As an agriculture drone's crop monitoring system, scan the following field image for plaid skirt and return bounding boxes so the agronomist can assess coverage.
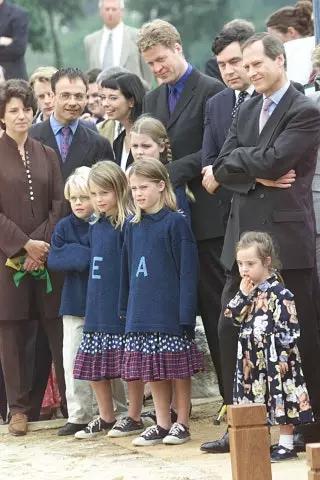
[121,332,204,382]
[74,332,124,381]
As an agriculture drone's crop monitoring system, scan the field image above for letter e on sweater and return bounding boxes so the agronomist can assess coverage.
[92,256,103,279]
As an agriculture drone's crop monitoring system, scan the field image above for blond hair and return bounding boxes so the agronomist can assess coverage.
[128,157,177,223]
[64,166,91,201]
[29,66,58,89]
[137,19,182,54]
[131,116,173,163]
[88,161,132,229]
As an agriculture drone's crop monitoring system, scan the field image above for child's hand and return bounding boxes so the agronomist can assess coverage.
[240,276,256,296]
[279,361,288,377]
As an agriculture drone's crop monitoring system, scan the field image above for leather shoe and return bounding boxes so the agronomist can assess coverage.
[57,422,88,436]
[200,431,230,453]
[8,413,28,436]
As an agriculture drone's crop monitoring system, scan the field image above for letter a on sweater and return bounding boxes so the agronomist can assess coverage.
[136,256,148,277]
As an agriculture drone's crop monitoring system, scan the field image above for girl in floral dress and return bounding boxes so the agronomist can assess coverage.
[225,231,313,462]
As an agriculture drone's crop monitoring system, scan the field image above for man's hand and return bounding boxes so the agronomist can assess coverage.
[256,170,296,189]
[0,37,13,46]
[202,166,220,194]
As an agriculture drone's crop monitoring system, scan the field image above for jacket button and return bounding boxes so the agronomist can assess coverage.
[259,194,265,199]
[261,219,266,225]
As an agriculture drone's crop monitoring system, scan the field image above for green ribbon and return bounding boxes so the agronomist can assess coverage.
[13,268,52,294]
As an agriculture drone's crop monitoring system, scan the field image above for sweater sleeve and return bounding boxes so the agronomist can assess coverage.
[171,216,199,327]
[273,288,300,359]
[224,290,253,326]
[47,221,91,272]
[118,224,130,317]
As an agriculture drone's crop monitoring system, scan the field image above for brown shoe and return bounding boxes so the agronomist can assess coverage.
[8,413,28,436]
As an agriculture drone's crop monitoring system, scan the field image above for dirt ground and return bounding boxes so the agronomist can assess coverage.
[0,398,311,480]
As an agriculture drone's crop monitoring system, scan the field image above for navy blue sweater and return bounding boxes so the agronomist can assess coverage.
[85,216,125,334]
[119,207,199,336]
[47,214,91,317]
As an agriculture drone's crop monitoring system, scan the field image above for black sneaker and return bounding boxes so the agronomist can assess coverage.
[163,422,190,445]
[271,445,298,462]
[107,416,144,437]
[57,422,88,436]
[141,408,178,426]
[74,417,116,439]
[132,425,170,446]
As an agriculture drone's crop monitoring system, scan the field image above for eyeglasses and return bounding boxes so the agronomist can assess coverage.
[59,93,86,102]
[69,195,90,203]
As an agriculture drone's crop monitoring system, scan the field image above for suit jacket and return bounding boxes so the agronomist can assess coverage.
[113,130,133,170]
[143,68,225,240]
[84,24,153,87]
[214,84,320,271]
[0,134,65,321]
[0,0,29,80]
[29,119,114,181]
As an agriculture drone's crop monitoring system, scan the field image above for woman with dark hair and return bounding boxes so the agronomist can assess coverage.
[266,1,315,85]
[0,79,65,436]
[99,73,146,171]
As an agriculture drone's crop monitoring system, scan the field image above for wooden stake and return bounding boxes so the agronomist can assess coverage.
[307,443,320,479]
[228,404,272,480]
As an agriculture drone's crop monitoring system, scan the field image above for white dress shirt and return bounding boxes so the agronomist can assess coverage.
[234,84,255,102]
[99,22,124,69]
[285,36,315,85]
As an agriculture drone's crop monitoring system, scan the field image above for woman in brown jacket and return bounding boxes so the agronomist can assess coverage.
[0,79,65,436]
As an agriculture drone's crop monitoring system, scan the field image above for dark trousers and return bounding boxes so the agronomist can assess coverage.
[218,267,320,421]
[0,316,65,419]
[198,237,226,398]
[0,362,7,421]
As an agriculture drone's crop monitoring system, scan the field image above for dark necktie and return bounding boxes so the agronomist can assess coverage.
[168,85,179,114]
[60,126,72,162]
[231,91,248,118]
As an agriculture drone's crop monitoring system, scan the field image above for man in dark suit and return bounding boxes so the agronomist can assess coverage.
[29,67,114,182]
[137,19,226,397]
[201,22,298,454]
[0,0,29,80]
[29,67,114,434]
[205,32,320,456]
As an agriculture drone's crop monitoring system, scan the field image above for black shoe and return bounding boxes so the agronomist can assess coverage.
[271,432,306,453]
[141,408,178,426]
[57,422,88,436]
[271,445,298,463]
[200,431,230,453]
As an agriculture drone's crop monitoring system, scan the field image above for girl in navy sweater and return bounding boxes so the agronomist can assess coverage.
[130,115,192,226]
[117,158,204,446]
[74,161,145,440]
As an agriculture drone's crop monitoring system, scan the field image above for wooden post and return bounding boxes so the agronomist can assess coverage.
[228,404,272,480]
[307,443,320,479]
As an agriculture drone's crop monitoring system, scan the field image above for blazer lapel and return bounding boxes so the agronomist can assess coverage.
[120,26,130,67]
[155,85,170,127]
[167,70,198,129]
[39,120,61,160]
[258,85,296,145]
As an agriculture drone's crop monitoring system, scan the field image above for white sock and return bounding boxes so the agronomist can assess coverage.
[279,434,294,450]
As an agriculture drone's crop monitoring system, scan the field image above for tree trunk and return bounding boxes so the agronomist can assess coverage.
[47,9,63,68]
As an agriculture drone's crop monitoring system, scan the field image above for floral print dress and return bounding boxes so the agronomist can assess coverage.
[224,275,313,425]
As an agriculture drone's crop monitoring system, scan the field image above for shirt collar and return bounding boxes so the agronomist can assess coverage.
[103,21,123,35]
[168,63,193,95]
[264,80,290,105]
[234,84,255,101]
[50,113,79,135]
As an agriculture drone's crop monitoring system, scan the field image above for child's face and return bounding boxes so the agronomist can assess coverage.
[237,245,271,285]
[69,187,93,220]
[130,132,165,162]
[89,181,118,216]
[129,174,165,214]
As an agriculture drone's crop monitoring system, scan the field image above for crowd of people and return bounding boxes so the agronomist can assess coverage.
[1,0,320,465]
